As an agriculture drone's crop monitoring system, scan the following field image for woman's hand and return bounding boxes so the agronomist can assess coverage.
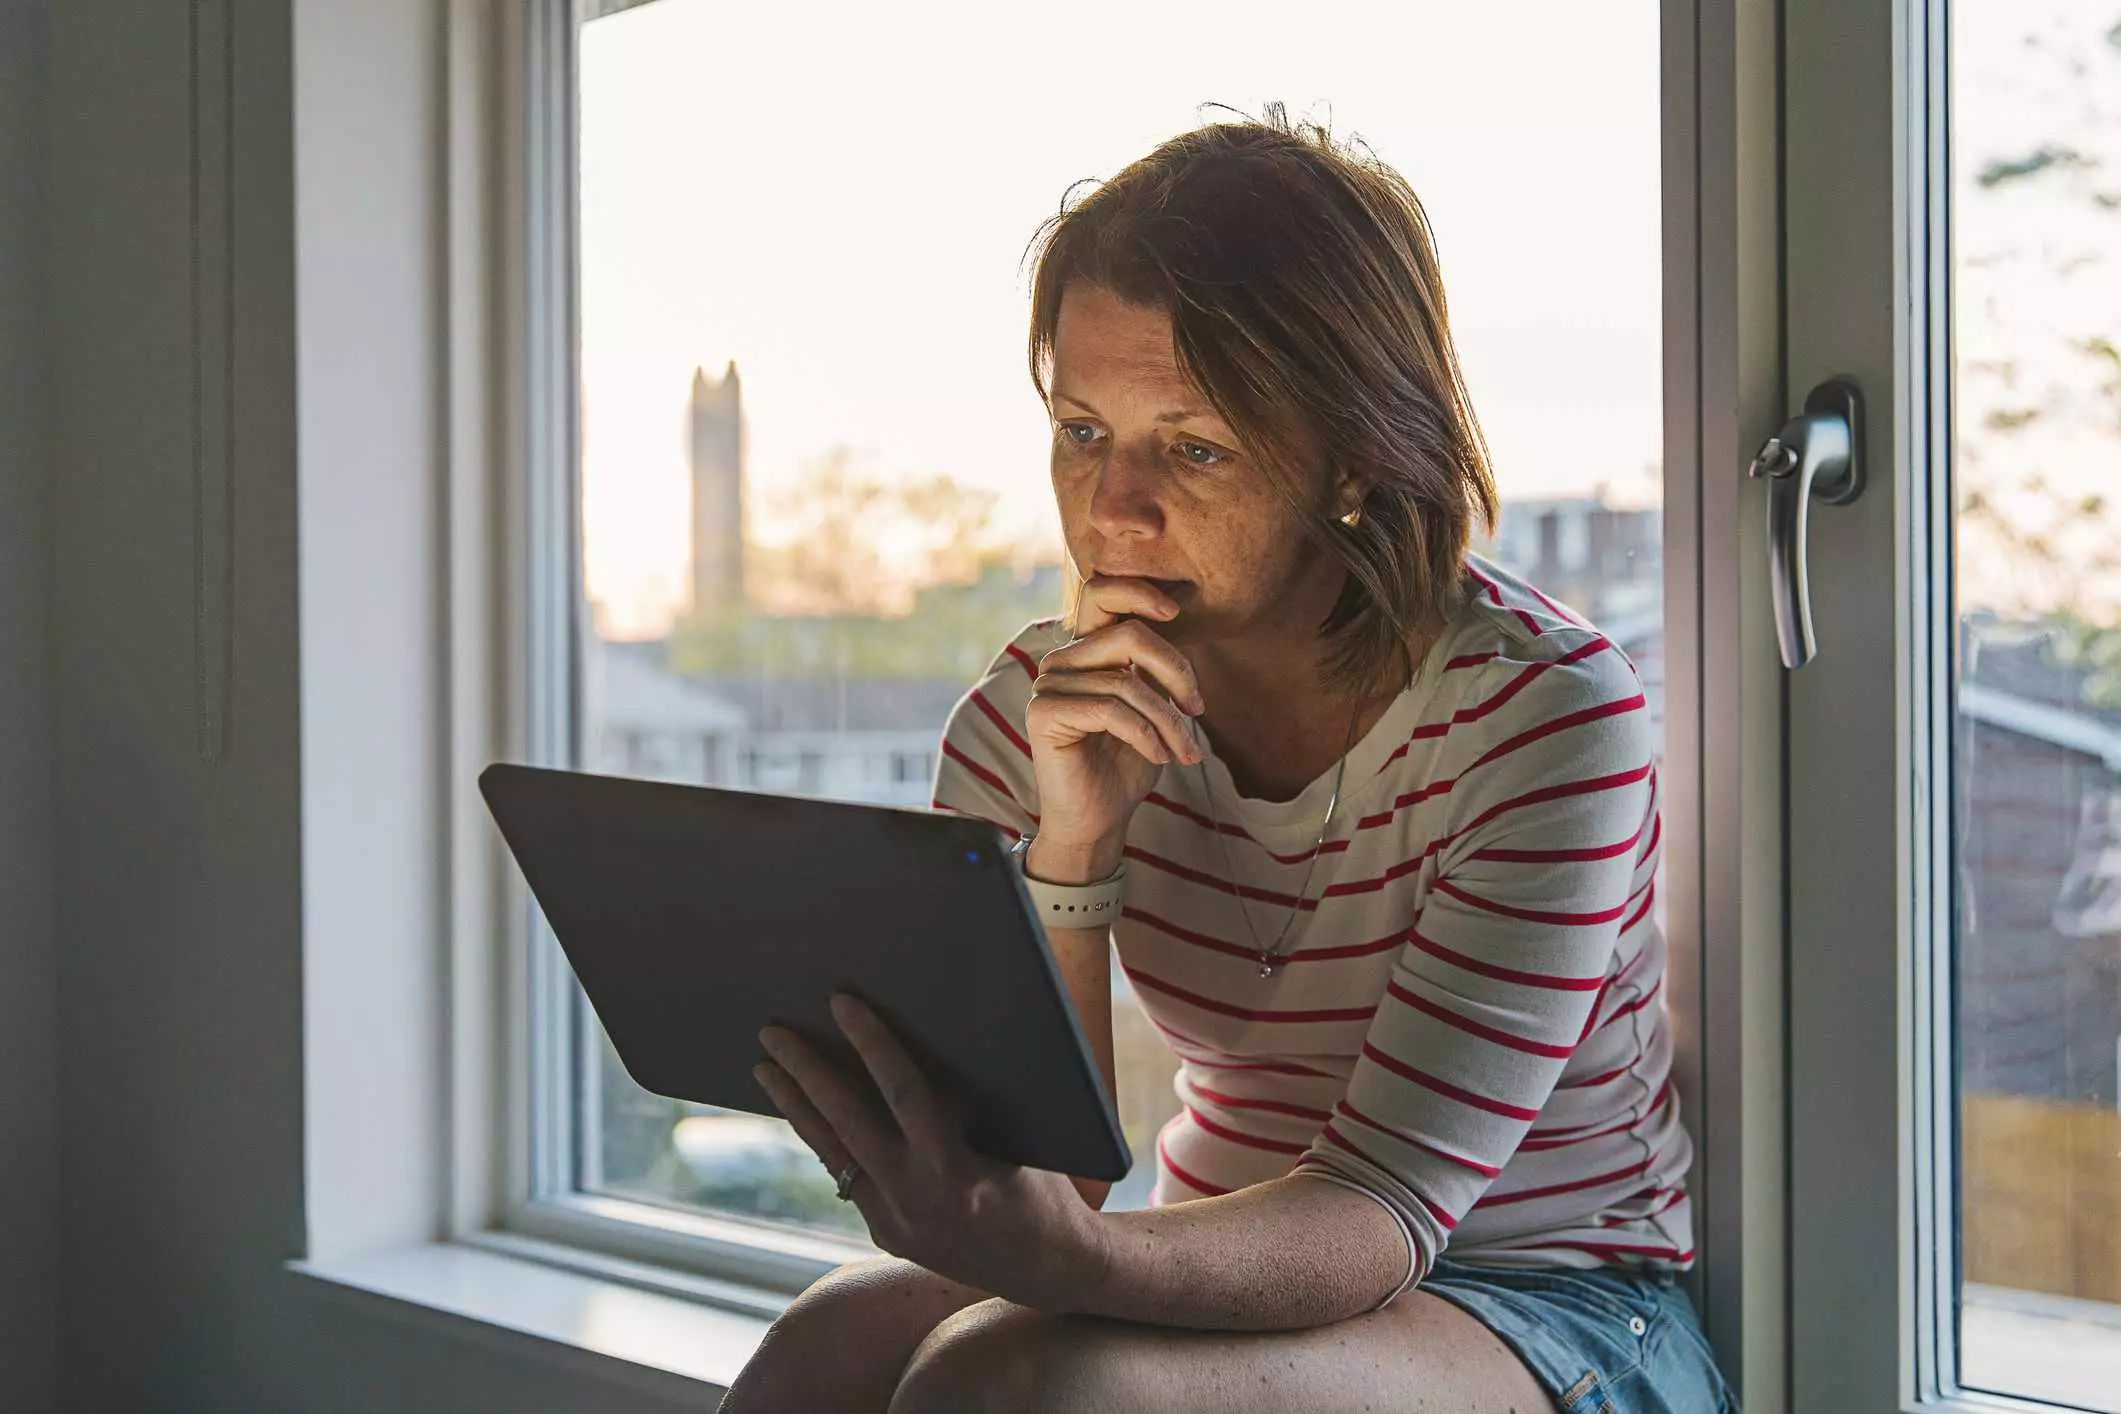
[1025,575,1207,881]
[753,994,1111,1313]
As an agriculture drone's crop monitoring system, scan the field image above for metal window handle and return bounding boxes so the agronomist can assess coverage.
[1748,376,1864,669]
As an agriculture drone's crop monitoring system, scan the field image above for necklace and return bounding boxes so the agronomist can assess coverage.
[1196,702,1364,979]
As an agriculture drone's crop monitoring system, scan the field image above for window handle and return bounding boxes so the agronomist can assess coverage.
[1748,376,1865,669]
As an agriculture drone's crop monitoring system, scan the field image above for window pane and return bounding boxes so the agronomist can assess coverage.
[1952,1,2121,1403]
[571,0,1660,1236]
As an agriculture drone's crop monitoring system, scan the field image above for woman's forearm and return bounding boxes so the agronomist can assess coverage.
[1060,1174,1411,1331]
[1026,836,1126,1211]
[1037,912,1116,1210]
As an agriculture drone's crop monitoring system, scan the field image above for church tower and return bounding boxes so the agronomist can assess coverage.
[689,361,746,616]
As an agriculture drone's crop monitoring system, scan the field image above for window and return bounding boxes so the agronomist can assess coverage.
[1948,1,2121,1402]
[522,0,1666,1286]
[1781,0,2121,1406]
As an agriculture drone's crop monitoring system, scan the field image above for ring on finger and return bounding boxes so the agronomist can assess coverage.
[833,1160,863,1201]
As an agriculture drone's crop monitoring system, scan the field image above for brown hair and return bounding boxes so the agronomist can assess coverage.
[1024,103,1499,696]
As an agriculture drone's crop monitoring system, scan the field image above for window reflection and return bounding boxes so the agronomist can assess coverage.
[1950,0,2121,1402]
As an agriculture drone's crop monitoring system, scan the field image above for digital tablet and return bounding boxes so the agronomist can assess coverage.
[478,762,1132,1182]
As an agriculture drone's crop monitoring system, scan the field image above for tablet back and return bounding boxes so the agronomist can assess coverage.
[479,762,1132,1182]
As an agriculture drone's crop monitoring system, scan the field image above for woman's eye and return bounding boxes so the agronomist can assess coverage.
[1175,440,1228,467]
[1057,422,1101,449]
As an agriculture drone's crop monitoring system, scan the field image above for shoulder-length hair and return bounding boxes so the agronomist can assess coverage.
[1024,103,1499,696]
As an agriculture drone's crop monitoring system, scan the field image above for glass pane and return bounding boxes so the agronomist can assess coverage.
[572,0,1660,1236]
[1952,1,2121,1403]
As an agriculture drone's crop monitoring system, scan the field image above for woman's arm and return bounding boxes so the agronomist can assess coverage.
[1060,1172,1410,1329]
[757,994,1405,1329]
[1042,913,1116,1210]
[1027,814,1128,1213]
[930,586,1206,1210]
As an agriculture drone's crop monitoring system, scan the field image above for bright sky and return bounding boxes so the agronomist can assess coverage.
[1949,0,2121,619]
[578,0,1664,637]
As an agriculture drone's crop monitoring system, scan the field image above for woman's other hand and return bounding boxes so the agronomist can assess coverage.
[1024,575,1207,881]
[755,995,1111,1313]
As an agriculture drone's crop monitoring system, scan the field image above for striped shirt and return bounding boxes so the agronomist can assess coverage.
[930,556,1694,1290]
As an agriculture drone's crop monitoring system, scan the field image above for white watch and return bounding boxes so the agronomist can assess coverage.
[1009,833,1127,926]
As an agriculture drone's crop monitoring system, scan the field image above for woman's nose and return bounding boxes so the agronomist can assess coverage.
[1087,447,1164,540]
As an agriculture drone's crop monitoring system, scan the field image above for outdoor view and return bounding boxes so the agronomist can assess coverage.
[1949,2,2121,1402]
[567,0,1665,1239]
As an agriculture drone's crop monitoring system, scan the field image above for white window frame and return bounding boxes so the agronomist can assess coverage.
[1661,0,1792,1407]
[1778,0,2106,1409]
[452,5,1793,1404]
[438,0,870,1311]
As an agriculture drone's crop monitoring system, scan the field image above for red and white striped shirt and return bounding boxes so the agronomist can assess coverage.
[931,557,1694,1287]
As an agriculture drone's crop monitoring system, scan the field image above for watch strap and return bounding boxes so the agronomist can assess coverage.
[1010,834,1127,927]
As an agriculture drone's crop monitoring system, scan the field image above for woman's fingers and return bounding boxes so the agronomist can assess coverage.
[828,995,958,1158]
[1039,618,1205,718]
[1070,573,1181,637]
[1033,668,1203,765]
[751,1060,856,1177]
[1026,691,1174,766]
[757,1025,900,1178]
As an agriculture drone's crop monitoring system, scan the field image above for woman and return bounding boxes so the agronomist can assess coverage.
[725,107,1731,1414]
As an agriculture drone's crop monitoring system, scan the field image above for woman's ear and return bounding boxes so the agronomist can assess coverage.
[1334,471,1369,524]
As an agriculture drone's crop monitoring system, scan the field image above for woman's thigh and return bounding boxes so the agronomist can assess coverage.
[887,1290,1561,1414]
[719,1257,989,1414]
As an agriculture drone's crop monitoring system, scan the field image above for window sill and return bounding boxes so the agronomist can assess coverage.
[292,1237,784,1401]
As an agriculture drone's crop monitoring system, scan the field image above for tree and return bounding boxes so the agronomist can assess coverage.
[667,444,1066,681]
[743,446,1018,618]
[1950,11,2121,707]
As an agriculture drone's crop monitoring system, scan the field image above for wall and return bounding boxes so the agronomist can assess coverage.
[40,2,711,1409]
[45,0,309,1403]
[0,0,61,1409]
[292,0,450,1268]
[1964,1093,2121,1303]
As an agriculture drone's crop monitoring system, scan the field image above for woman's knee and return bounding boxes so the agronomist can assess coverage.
[785,1256,932,1321]
[887,1300,1096,1414]
[723,1258,955,1413]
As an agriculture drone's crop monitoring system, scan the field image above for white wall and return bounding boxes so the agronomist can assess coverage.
[38,2,712,1409]
[293,0,451,1268]
[0,0,61,1409]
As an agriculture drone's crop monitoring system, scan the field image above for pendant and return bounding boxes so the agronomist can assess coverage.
[1257,954,1287,979]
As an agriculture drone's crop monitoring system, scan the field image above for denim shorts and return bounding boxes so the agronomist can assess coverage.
[1420,1258,1739,1413]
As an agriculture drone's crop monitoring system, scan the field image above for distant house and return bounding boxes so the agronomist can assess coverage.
[1957,628,2121,1110]
[687,672,966,807]
[581,637,749,783]
[582,637,957,809]
[1484,496,1662,626]
[1484,497,1664,734]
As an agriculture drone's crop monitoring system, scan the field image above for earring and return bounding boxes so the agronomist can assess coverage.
[1339,505,1363,529]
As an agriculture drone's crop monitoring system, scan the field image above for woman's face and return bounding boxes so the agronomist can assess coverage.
[1046,284,1343,645]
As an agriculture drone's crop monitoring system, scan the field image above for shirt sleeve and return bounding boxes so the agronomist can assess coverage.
[1290,641,1658,1298]
[928,622,1055,843]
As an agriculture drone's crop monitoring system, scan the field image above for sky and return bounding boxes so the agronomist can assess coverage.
[577,0,1664,637]
[1948,0,2121,622]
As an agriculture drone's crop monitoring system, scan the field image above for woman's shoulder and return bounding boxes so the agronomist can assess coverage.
[1417,560,1655,764]
[950,617,1071,714]
[938,617,1071,744]
[1451,558,1643,684]
[931,618,1071,830]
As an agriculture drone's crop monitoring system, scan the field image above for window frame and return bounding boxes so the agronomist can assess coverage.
[1779,0,1933,1403]
[1779,0,2115,1408]
[469,0,1769,1370]
[464,0,873,1306]
[1659,0,1795,1405]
